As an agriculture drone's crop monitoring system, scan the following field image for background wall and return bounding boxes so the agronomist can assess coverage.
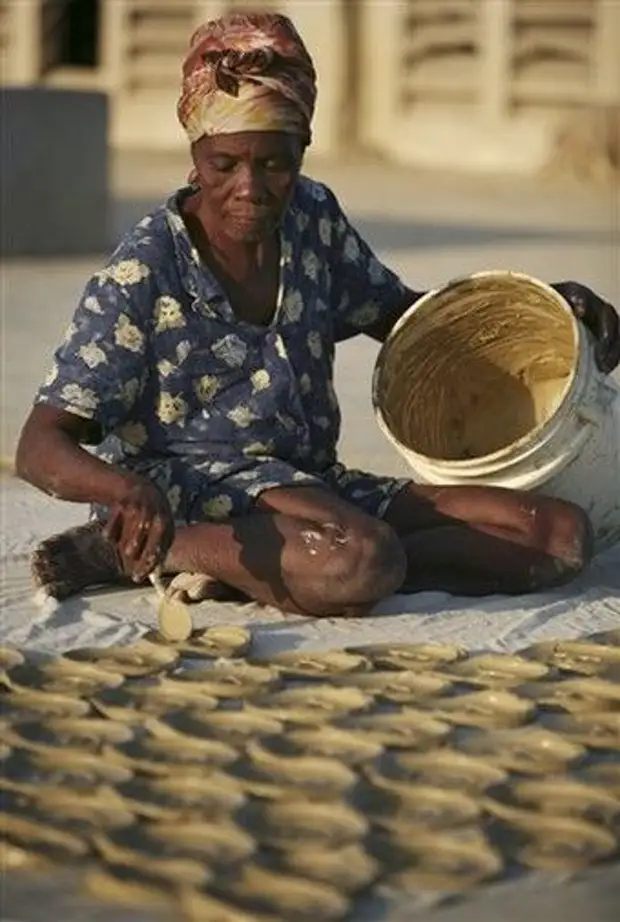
[2,0,619,177]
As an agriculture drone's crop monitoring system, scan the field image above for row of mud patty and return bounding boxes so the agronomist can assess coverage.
[2,628,620,921]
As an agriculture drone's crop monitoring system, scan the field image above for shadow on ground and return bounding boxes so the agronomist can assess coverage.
[112,197,612,255]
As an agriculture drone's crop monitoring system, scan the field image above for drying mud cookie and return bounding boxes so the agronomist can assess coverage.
[346,642,465,671]
[381,828,503,893]
[12,798,132,836]
[84,864,177,910]
[90,689,164,725]
[460,727,585,774]
[243,700,337,727]
[150,771,246,815]
[114,728,238,775]
[180,889,279,922]
[177,709,284,746]
[254,683,371,716]
[226,773,296,802]
[252,798,368,849]
[511,814,617,871]
[522,640,620,676]
[482,793,543,826]
[284,726,383,765]
[1,718,132,760]
[341,709,451,749]
[126,676,220,711]
[519,676,620,713]
[92,681,216,722]
[545,711,620,750]
[0,839,52,871]
[0,645,25,668]
[92,828,211,887]
[364,769,481,830]
[0,811,89,859]
[510,776,620,823]
[580,763,620,796]
[5,660,124,698]
[190,624,252,657]
[242,740,357,797]
[3,663,54,692]
[30,745,133,785]
[253,649,370,678]
[446,653,549,687]
[167,667,277,701]
[428,689,534,729]
[28,783,135,829]
[147,624,252,659]
[0,646,25,686]
[65,640,179,677]
[219,864,349,922]
[180,660,278,687]
[42,656,126,688]
[0,748,122,794]
[392,749,507,793]
[148,819,255,866]
[275,843,378,893]
[44,716,134,747]
[155,594,194,644]
[0,722,56,755]
[2,686,91,719]
[331,669,452,702]
[118,771,245,821]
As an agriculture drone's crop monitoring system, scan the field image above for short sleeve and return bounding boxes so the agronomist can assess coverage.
[322,186,409,342]
[35,258,152,433]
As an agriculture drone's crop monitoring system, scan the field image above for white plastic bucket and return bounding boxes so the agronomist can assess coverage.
[372,270,620,551]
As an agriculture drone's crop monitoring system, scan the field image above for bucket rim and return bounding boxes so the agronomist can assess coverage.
[372,269,584,471]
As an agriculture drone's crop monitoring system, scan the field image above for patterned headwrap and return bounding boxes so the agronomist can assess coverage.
[177,12,317,146]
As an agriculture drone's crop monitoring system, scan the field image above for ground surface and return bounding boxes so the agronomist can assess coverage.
[1,152,619,919]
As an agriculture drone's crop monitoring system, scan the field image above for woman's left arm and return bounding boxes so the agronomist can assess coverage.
[320,185,424,344]
[321,187,620,372]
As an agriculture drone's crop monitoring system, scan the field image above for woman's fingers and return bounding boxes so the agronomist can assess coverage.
[133,515,169,583]
[553,281,620,373]
[595,302,620,373]
[102,481,175,581]
[102,507,123,544]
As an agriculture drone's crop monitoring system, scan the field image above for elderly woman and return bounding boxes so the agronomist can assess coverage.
[16,13,620,616]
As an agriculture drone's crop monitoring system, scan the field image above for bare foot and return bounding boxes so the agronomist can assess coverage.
[166,571,252,605]
[31,522,124,601]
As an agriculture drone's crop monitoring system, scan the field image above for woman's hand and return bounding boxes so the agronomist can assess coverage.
[552,281,620,374]
[103,480,175,583]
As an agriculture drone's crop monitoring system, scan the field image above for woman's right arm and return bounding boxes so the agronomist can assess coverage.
[16,404,138,506]
[16,405,173,580]
[15,265,174,580]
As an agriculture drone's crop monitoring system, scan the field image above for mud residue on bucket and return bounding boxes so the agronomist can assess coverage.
[376,274,577,461]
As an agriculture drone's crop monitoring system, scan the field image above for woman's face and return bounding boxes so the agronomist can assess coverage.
[191,131,304,242]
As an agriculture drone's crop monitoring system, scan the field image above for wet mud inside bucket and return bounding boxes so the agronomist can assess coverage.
[377,275,577,461]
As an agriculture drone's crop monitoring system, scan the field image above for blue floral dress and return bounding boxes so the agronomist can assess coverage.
[35,177,410,523]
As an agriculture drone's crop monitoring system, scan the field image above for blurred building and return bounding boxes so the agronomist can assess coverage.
[1,0,619,174]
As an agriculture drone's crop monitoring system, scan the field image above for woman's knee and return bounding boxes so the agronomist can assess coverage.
[292,518,407,615]
[346,519,407,599]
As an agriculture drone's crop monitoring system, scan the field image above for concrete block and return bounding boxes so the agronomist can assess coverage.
[0,87,110,256]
